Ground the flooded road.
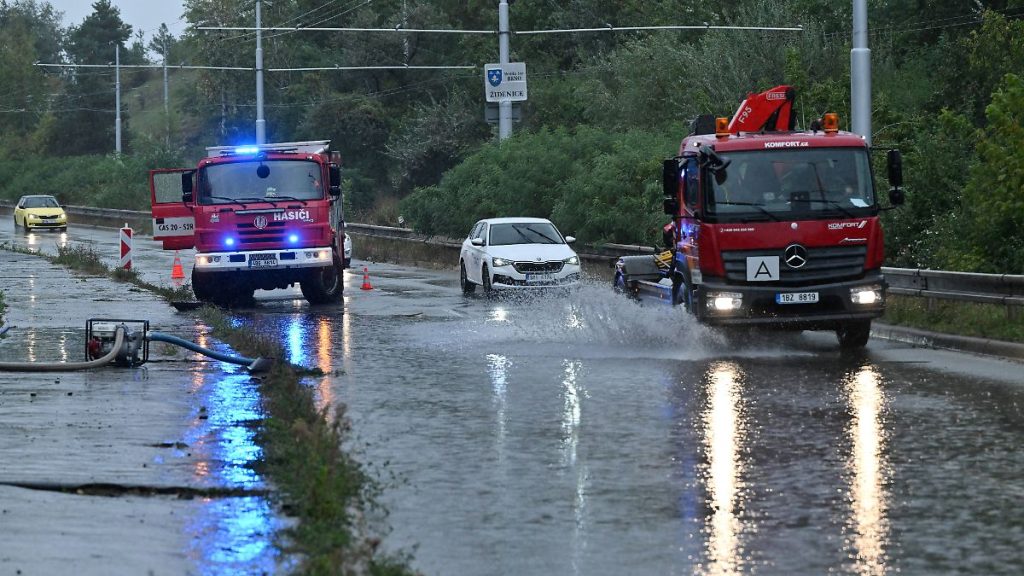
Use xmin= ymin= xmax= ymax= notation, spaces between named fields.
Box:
xmin=250 ymin=266 xmax=1023 ymax=576
xmin=6 ymin=219 xmax=1024 ymax=574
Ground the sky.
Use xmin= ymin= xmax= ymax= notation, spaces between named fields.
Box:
xmin=47 ymin=0 xmax=189 ymax=39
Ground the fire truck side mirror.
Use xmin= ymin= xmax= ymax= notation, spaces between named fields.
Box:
xmin=886 ymin=149 xmax=904 ymax=206
xmin=662 ymin=159 xmax=679 ymax=197
xmin=181 ymin=171 xmax=194 ymax=203
xmin=663 ymin=197 xmax=679 ymax=215
xmin=886 ymin=149 xmax=903 ymax=188
xmin=329 ymin=165 xmax=341 ymax=197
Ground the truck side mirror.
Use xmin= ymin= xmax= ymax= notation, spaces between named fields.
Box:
xmin=663 ymin=197 xmax=679 ymax=215
xmin=181 ymin=171 xmax=194 ymax=203
xmin=662 ymin=159 xmax=679 ymax=197
xmin=886 ymin=149 xmax=904 ymax=206
xmin=329 ymin=165 xmax=341 ymax=188
xmin=887 ymin=149 xmax=903 ymax=188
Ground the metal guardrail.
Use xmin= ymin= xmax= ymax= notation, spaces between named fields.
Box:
xmin=6 ymin=200 xmax=1021 ymax=309
xmin=882 ymin=267 xmax=1024 ymax=308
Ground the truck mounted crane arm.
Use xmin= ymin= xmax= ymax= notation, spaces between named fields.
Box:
xmin=727 ymin=85 xmax=796 ymax=133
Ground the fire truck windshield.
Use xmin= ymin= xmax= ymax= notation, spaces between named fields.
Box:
xmin=198 ymin=159 xmax=324 ymax=204
xmin=707 ymin=148 xmax=875 ymax=220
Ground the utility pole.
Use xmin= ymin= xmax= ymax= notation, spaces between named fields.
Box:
xmin=498 ymin=0 xmax=511 ymax=140
xmin=851 ymin=0 xmax=871 ymax=145
xmin=163 ymin=36 xmax=170 ymax=146
xmin=255 ymin=0 xmax=267 ymax=144
xmin=115 ymin=43 xmax=122 ymax=155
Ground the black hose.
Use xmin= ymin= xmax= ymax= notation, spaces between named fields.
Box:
xmin=0 ymin=327 xmax=125 ymax=372
xmin=148 ymin=332 xmax=271 ymax=373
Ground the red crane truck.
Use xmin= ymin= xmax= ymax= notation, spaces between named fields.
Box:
xmin=149 ymin=140 xmax=346 ymax=306
xmin=614 ymin=86 xmax=904 ymax=348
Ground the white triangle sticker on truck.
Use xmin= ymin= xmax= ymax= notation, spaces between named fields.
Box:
xmin=746 ymin=256 xmax=780 ymax=281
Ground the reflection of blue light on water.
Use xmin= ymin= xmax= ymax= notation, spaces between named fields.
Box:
xmin=287 ymin=315 xmax=306 ymax=367
xmin=188 ymin=496 xmax=285 ymax=575
xmin=184 ymin=340 xmax=282 ymax=572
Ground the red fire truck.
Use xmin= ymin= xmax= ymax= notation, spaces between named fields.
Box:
xmin=614 ymin=86 xmax=904 ymax=348
xmin=150 ymin=140 xmax=346 ymax=306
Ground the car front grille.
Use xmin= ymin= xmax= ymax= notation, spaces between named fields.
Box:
xmin=513 ymin=261 xmax=564 ymax=274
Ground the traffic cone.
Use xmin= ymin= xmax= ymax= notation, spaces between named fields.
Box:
xmin=360 ymin=266 xmax=373 ymax=291
xmin=171 ymin=251 xmax=185 ymax=280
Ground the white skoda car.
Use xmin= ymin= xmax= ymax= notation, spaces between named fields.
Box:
xmin=459 ymin=217 xmax=581 ymax=293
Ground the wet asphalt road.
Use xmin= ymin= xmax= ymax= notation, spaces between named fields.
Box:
xmin=4 ymin=221 xmax=1024 ymax=575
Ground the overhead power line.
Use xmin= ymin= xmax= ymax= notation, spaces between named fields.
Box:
xmin=197 ymin=23 xmax=803 ymax=35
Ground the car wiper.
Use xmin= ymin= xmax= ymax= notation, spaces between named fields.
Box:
xmin=235 ymin=196 xmax=277 ymax=206
xmin=207 ymin=195 xmax=249 ymax=208
xmin=714 ymin=201 xmax=781 ymax=221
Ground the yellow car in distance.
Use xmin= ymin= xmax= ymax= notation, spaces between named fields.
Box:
xmin=13 ymin=195 xmax=67 ymax=232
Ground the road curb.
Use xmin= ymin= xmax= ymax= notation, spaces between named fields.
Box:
xmin=873 ymin=322 xmax=1024 ymax=362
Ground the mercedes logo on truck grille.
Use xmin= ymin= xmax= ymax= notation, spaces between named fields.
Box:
xmin=253 ymin=215 xmax=268 ymax=230
xmin=784 ymin=244 xmax=808 ymax=269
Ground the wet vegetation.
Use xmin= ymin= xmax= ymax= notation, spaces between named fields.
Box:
xmin=197 ymin=306 xmax=415 ymax=576
xmin=883 ymin=296 xmax=1024 ymax=344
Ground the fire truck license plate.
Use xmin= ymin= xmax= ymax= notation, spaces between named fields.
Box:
xmin=776 ymin=291 xmax=819 ymax=304
xmin=249 ymin=254 xmax=278 ymax=268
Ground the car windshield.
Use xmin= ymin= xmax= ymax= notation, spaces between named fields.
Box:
xmin=198 ymin=159 xmax=324 ymax=204
xmin=23 ymin=197 xmax=59 ymax=209
xmin=489 ymin=222 xmax=564 ymax=246
xmin=707 ymin=148 xmax=875 ymax=220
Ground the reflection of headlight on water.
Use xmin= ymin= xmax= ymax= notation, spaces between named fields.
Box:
xmin=489 ymin=307 xmax=509 ymax=322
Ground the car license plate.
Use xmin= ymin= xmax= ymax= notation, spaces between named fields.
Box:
xmin=776 ymin=291 xmax=819 ymax=304
xmin=249 ymin=254 xmax=278 ymax=268
xmin=526 ymin=273 xmax=554 ymax=283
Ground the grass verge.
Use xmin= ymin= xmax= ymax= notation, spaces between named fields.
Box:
xmin=1 ymin=241 xmax=416 ymax=574
xmin=882 ymin=294 xmax=1024 ymax=344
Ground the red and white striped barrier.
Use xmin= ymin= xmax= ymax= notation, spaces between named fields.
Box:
xmin=119 ymin=224 xmax=133 ymax=270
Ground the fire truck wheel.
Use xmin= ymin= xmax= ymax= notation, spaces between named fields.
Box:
xmin=301 ymin=255 xmax=343 ymax=304
xmin=191 ymin=269 xmax=216 ymax=303
xmin=460 ymin=261 xmax=476 ymax=294
xmin=671 ymin=273 xmax=692 ymax=312
xmin=836 ymin=320 xmax=871 ymax=349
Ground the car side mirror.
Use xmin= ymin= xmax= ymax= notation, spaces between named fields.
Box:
xmin=471 ymin=237 xmax=484 ymax=247
xmin=565 ymin=236 xmax=576 ymax=244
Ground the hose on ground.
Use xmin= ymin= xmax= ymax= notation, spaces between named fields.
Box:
xmin=0 ymin=327 xmax=126 ymax=372
xmin=0 ymin=323 xmax=11 ymax=337
xmin=147 ymin=332 xmax=272 ymax=373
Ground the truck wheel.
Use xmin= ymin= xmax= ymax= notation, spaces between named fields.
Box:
xmin=301 ymin=254 xmax=343 ymax=304
xmin=613 ymin=271 xmax=626 ymax=293
xmin=671 ymin=273 xmax=693 ymax=312
xmin=191 ymin=269 xmax=216 ymax=303
xmin=460 ymin=261 xmax=476 ymax=294
xmin=836 ymin=320 xmax=871 ymax=349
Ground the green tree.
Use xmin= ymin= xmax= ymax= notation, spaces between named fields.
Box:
xmin=957 ymin=74 xmax=1024 ymax=272
xmin=49 ymin=0 xmax=134 ymax=155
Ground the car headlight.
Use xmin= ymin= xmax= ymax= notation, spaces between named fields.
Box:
xmin=492 ymin=257 xmax=511 ymax=267
xmin=563 ymin=255 xmax=580 ymax=266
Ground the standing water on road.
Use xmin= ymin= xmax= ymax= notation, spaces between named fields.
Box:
xmin=234 ymin=264 xmax=1024 ymax=575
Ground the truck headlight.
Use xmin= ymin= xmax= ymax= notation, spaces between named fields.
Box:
xmin=850 ymin=285 xmax=882 ymax=305
xmin=563 ymin=255 xmax=580 ymax=266
xmin=707 ymin=292 xmax=743 ymax=311
xmin=492 ymin=257 xmax=511 ymax=267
